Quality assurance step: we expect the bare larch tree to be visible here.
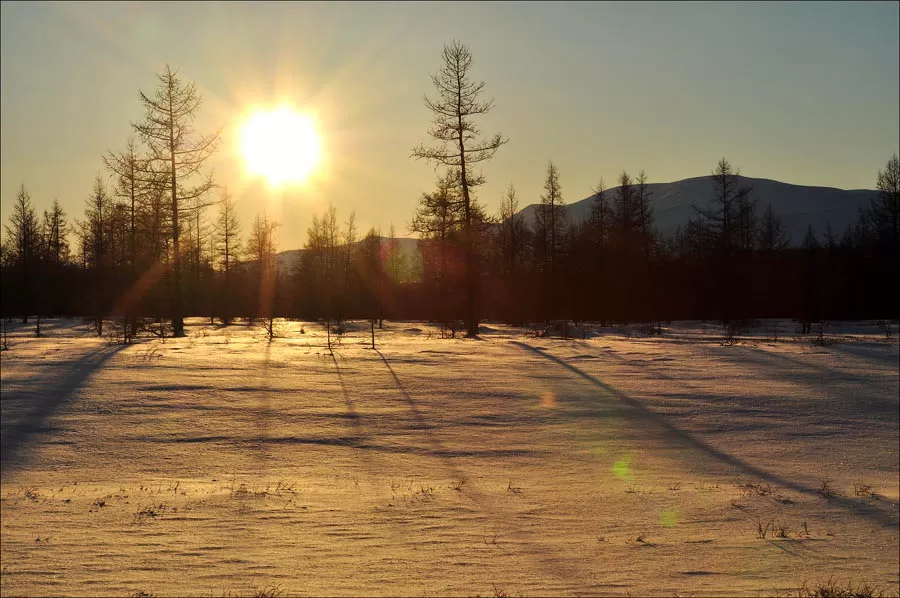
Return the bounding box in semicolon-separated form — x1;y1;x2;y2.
105;136;147;341
133;65;219;337
4;185;40;324
412;40;507;337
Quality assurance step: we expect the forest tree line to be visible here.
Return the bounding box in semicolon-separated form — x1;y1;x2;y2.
3;151;897;336
1;49;898;339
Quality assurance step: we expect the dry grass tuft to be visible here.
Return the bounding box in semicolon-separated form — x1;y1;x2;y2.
817;478;838;499
738;481;772;497
797;577;885;597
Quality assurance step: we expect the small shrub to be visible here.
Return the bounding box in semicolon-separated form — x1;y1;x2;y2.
818;478;838;499
853;482;874;497
626;534;655;546
253;585;284;598
721;320;748;346
133;503;168;523
231;482;268;499
738;481;772;497
797;577;884;598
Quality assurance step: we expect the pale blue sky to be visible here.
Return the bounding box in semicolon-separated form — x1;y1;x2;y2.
2;1;898;250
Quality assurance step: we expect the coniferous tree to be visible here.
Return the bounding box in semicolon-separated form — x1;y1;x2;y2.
4;185;41;323
410;170;464;327
588;179;611;324
133;65;220;337
214;188;242;323
495;184;528;323
692;158;753;323
105;137;148;340
78;175;115;335
40;199;70;266
872;153;900;245
533;161;566;321
412;40;507;337
356;227;385;326
634;170;660;326
757;203;789;253
247;212;278;335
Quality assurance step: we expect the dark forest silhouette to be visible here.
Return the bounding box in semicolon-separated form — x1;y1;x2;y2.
1;47;898;340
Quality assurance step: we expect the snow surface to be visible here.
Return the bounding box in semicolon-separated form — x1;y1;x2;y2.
1;319;898;596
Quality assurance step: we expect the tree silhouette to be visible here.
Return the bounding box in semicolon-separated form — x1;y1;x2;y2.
410;169;464;330
105;137;148;340
692;158;753;323
872;153;899;245
3;185;40;324
40;199;69;266
588;179;610;324
133;65;220;337
78;175;114;336
534;161;566;321
247;212;279;339
412;40;507;337
214;187;242;324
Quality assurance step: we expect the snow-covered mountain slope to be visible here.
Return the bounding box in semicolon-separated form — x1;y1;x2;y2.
518;175;879;244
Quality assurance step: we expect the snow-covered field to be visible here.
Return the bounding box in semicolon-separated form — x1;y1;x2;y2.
1;318;898;597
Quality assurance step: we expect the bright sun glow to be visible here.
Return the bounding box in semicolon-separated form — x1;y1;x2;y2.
240;107;322;186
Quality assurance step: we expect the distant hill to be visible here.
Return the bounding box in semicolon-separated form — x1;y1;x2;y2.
518;175;878;245
273;176;879;265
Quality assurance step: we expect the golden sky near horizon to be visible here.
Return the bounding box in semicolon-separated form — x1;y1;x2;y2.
1;1;898;250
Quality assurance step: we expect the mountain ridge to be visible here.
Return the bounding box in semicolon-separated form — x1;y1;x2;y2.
517;174;879;244
275;174;880;267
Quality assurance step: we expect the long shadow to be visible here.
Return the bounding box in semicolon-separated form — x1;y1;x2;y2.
374;349;433;433
134;433;537;458
826;341;900;364
509;341;899;529
718;345;899;421
330;353;364;438
373;349;482;472
251;340;278;464
731;344;876;387
1;344;125;475
373;346;600;586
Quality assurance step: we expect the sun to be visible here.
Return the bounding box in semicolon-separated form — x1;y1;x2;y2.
240;107;322;186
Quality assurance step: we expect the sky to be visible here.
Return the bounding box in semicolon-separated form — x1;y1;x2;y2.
2;1;898;251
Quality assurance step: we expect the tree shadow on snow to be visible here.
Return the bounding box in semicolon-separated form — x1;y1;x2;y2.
1;344;126;476
509;340;899;530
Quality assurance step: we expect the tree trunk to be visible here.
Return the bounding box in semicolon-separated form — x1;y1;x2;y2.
170;95;184;338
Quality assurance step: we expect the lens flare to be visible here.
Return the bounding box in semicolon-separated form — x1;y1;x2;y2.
612;455;634;482
660;508;679;528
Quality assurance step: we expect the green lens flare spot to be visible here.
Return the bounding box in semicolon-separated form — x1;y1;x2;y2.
660;508;678;528
612;456;633;482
